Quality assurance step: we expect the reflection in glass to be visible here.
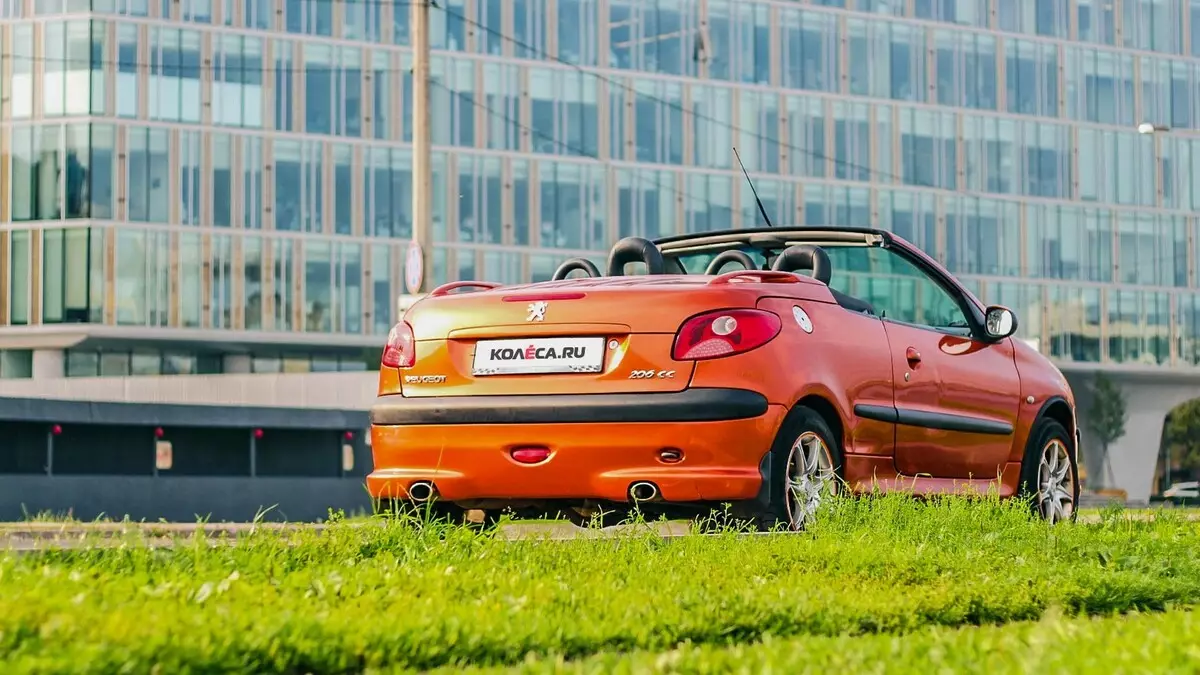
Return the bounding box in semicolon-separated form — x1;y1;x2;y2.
274;40;295;131
333;145;354;235
213;35;264;128
243;236;264;330
513;160;531;245
211;235;233;329
9;232;31;325
693;86;733;169
339;242;363;333
1048;286;1101;362
686;173;733;232
41;228;92;323
1178;295;1200;366
372;51;393;140
455;155;503;244
11;25;34;118
149;27;202;122
1108;290;1169;366
364;147;412;238
88;125;115;220
786;96;826;177
127;127;170;223
780;8;838;92
116;229;169;326
482;62;520;150
273;139;322;233
304;239;332;332
212;134;232;227
512;0;545;59
617;167;674;240
42;21;93;117
242;136;263;229
273;239;295;331
370;245;391;335
179;131;201;226
945;197;1020;277
180;232;202;327
116;23;139;118
739;91;780;174
557;0;598;67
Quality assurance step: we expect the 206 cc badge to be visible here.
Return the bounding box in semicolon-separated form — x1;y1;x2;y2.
526;301;548;322
793;306;813;333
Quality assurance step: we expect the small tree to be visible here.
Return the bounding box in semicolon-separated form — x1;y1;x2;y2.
1086;372;1128;489
1164;399;1200;480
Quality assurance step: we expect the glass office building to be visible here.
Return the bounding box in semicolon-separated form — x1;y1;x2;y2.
2;0;1200;377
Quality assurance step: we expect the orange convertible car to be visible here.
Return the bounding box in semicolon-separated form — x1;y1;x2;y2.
368;226;1080;530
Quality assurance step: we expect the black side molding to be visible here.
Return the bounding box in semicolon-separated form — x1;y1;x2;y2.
854;403;1013;436
372;388;770;426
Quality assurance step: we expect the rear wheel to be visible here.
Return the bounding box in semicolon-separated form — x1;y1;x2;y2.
1018;417;1079;524
751;406;843;532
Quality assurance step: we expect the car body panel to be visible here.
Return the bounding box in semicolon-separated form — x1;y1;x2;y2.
880;323;1021;480
368;403;788;502
1008;338;1078;463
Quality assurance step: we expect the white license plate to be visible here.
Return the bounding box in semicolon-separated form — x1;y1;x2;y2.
472;337;606;376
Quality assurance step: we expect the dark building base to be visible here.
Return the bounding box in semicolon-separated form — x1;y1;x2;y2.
0;397;376;522
0;476;374;523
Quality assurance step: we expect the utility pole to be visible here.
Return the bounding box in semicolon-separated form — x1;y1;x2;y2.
410;0;432;293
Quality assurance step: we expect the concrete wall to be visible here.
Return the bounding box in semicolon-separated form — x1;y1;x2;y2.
0;476;375;522
0;371;379;410
1065;366;1200;505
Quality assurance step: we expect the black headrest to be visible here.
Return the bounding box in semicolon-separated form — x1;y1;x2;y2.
770;245;832;285
606;237;666;276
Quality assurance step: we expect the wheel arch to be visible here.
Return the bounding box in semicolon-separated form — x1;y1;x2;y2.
794;393;846;461
1037;396;1076;450
752;393;847;511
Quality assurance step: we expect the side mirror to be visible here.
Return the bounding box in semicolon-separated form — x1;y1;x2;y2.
984;306;1018;340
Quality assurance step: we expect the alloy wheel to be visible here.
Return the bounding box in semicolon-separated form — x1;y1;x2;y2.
1038;439;1075;523
784;431;837;530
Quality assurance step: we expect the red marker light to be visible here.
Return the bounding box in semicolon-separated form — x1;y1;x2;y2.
154;427;165;438
344;431;354;440
510;447;551;464
51;424;62;435
253;428;264;439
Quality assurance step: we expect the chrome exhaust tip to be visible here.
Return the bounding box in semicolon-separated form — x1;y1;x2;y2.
408;481;436;503
629;481;660;502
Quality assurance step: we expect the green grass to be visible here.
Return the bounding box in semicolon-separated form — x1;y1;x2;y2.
2;495;1199;673
444;609;1200;674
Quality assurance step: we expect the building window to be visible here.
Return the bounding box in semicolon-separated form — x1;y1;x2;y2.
0;351;33;379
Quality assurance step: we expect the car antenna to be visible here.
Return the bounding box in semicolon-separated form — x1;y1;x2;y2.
733;146;774;228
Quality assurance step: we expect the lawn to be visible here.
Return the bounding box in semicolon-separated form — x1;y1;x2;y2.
2;495;1198;673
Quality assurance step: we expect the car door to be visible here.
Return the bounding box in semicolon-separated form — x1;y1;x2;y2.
853;248;1021;480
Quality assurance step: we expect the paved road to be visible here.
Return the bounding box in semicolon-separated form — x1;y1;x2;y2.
1;512;1196;554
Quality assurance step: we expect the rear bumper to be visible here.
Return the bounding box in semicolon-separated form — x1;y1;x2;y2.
367;390;785;503
368;387;770;426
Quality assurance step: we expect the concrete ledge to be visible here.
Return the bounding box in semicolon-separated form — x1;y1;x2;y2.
0;396;370;429
0;371;379;410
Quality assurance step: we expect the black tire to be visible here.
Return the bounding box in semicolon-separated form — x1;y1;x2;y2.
749;405;845;532
1017;417;1080;524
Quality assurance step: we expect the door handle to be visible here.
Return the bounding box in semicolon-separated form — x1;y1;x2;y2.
905;346;921;364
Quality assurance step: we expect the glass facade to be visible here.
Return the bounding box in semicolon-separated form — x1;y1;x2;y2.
2;0;1200;369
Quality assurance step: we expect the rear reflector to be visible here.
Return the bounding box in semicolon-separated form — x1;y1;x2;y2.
510;447;552;464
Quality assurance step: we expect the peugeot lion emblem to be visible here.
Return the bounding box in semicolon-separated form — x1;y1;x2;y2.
526;301;548;322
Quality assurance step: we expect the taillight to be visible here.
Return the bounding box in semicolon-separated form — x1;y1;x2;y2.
672;309;782;361
381;321;416;368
